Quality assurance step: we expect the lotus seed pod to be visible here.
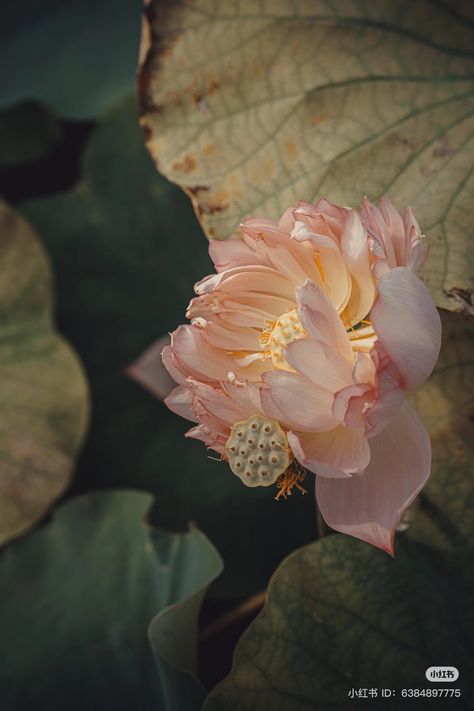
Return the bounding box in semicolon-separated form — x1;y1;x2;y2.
225;415;291;487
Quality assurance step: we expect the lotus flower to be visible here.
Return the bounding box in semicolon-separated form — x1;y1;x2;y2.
158;197;441;553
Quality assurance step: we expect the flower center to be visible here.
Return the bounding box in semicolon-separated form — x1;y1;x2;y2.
260;309;307;369
225;415;291;487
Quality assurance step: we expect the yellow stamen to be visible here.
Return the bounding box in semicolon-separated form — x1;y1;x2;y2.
315;251;325;283
260;308;307;370
274;463;307;501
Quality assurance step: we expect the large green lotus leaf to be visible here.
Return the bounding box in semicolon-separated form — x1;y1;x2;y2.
139;0;474;312
0;490;223;711
204;310;474;709
0;201;88;545
0;0;141;118
21;96;319;597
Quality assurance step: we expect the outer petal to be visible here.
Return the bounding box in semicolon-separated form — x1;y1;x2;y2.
288;426;369;478
209;237;268;272
261;370;337;432
126;335;177;400
164;385;197;422
187;379;248;427
161;343;186;385
370;267;441;391
316;402;431;553
185;424;227;455
171;325;238;382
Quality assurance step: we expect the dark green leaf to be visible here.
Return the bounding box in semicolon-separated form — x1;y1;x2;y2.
0;490;222;711
0;0;141;118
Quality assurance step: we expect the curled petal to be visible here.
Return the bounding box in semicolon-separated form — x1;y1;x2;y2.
333;383;374;427
288;426;369;478
371;268;441;391
185;424;227;455
316;402;431;553
209;237;267;272
296;280;353;362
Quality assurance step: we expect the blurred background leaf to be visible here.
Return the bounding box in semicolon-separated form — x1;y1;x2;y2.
21;96;319;597
0;201;89;544
0;102;62;168
204;310;474;710
0;0;141;119
139;0;474;312
0;490;222;711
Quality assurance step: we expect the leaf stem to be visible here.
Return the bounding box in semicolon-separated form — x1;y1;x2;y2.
200;591;266;642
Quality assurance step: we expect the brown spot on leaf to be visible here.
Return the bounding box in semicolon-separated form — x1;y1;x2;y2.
201;187;230;215
285;140;299;159
203;143;215;156
172;154;197;172
193;77;221;105
388;133;417;150
433;137;454;158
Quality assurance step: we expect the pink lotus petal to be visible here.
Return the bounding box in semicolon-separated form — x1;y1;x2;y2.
316;402;431;553
370;267;441;391
291;224;351;310
126;335;177;400
296;280;353;362
352;351;376;384
209;237;267;272
340;210;375;325
288;425;369;478
365;341;405;437
187;379;248;427
360;197;397;269
313;197;350;223
261;370;337;432
171;324;239;382
162;344;186;386
221;380;263;417
185;424;227;455
380;197;407;266
285;339;352;391
333;383;374;427
164;385;197;422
